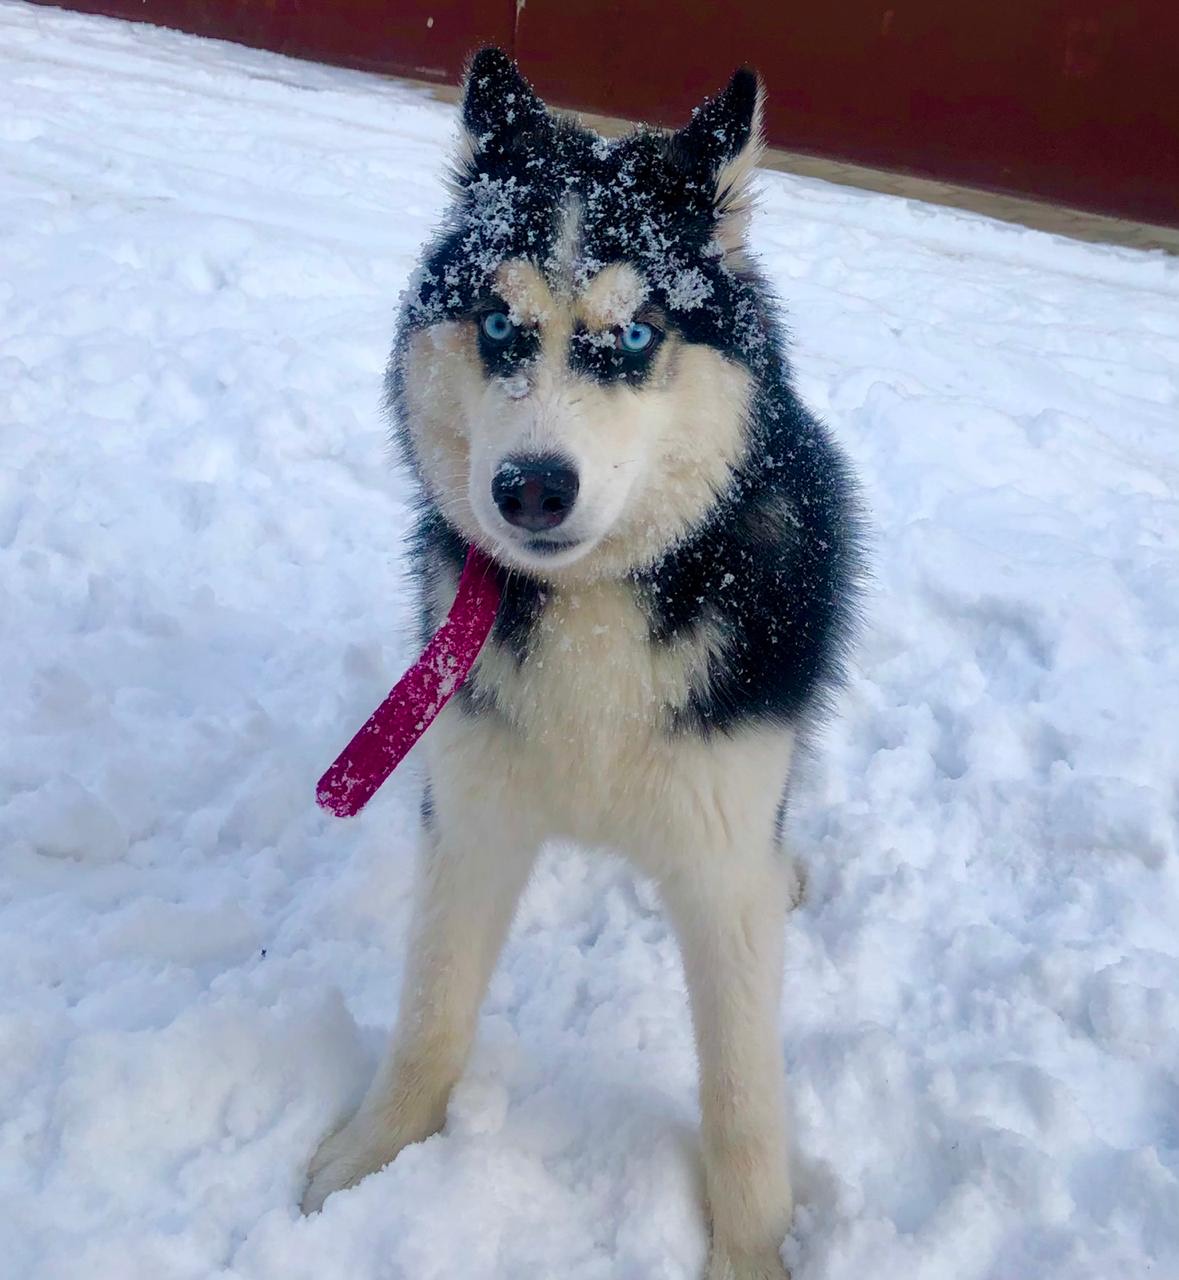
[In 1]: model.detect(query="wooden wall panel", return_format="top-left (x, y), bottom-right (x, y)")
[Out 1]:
top-left (515, 0), bottom-right (1179, 228)
top-left (27, 1), bottom-right (1179, 227)
top-left (34, 0), bottom-right (515, 83)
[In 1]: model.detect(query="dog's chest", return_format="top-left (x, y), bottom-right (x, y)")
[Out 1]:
top-left (474, 580), bottom-right (705, 748)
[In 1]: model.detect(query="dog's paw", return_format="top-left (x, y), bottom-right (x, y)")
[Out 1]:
top-left (300, 1114), bottom-right (402, 1215)
top-left (707, 1243), bottom-right (790, 1280)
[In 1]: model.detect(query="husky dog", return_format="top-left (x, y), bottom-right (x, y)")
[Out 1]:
top-left (303, 49), bottom-right (861, 1279)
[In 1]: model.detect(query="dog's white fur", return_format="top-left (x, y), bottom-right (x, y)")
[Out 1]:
top-left (304, 590), bottom-right (798, 1277)
top-left (304, 95), bottom-right (799, 1280)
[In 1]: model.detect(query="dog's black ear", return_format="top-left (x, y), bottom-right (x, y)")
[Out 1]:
top-left (453, 47), bottom-right (553, 183)
top-left (667, 68), bottom-right (765, 260)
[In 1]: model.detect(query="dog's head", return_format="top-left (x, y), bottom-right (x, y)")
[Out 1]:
top-left (395, 49), bottom-right (767, 579)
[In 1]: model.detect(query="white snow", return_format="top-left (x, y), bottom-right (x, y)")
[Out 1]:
top-left (2, 4), bottom-right (1178, 1277)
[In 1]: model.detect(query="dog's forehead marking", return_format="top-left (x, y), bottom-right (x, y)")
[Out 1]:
top-left (494, 259), bottom-right (554, 326)
top-left (548, 197), bottom-right (583, 291)
top-left (494, 258), bottom-right (647, 332)
top-left (578, 263), bottom-right (648, 330)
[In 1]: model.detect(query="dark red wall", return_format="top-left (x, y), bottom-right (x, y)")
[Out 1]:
top-left (30, 1), bottom-right (1179, 228)
top-left (39, 0), bottom-right (516, 80)
top-left (517, 1), bottom-right (1179, 229)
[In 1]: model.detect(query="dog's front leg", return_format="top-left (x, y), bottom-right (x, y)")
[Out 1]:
top-left (662, 845), bottom-right (794, 1280)
top-left (301, 783), bottom-right (537, 1214)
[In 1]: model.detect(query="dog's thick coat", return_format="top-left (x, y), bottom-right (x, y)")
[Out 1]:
top-left (304, 51), bottom-right (862, 1280)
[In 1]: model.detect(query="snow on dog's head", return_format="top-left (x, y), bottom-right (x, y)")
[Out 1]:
top-left (393, 48), bottom-right (768, 578)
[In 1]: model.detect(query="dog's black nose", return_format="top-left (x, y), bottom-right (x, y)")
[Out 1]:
top-left (492, 455), bottom-right (579, 531)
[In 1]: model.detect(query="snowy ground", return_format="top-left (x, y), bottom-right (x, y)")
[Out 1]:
top-left (2, 3), bottom-right (1179, 1277)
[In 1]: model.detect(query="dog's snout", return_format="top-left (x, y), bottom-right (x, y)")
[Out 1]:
top-left (492, 455), bottom-right (579, 532)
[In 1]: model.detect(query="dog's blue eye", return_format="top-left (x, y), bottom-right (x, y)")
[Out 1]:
top-left (619, 322), bottom-right (654, 353)
top-left (482, 311), bottom-right (515, 343)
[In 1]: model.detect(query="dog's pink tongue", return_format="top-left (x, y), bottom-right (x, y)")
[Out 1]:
top-left (316, 546), bottom-right (499, 818)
